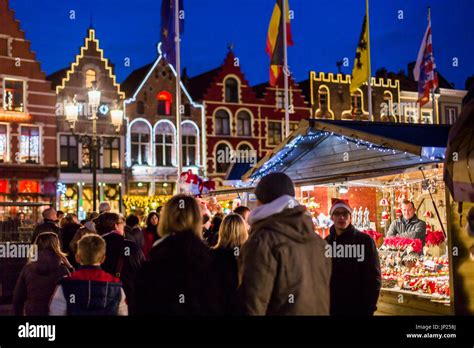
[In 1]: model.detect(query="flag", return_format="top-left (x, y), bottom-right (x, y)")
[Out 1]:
top-left (350, 11), bottom-right (371, 94)
top-left (161, 0), bottom-right (184, 68)
top-left (413, 14), bottom-right (438, 107)
top-left (266, 0), bottom-right (293, 87)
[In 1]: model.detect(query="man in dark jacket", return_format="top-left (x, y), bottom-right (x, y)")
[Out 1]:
top-left (325, 199), bottom-right (381, 316)
top-left (124, 214), bottom-right (144, 250)
top-left (94, 213), bottom-right (144, 314)
top-left (238, 172), bottom-right (331, 315)
top-left (387, 200), bottom-right (427, 245)
top-left (31, 208), bottom-right (60, 243)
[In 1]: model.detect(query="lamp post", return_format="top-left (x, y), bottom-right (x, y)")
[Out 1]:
top-left (87, 87), bottom-right (101, 212)
top-left (65, 86), bottom-right (123, 213)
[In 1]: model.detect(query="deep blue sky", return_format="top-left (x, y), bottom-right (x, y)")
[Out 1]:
top-left (9, 0), bottom-right (474, 89)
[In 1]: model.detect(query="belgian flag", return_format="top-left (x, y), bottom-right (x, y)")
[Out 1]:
top-left (266, 0), bottom-right (293, 87)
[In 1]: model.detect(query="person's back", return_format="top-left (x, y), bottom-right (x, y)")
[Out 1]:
top-left (137, 231), bottom-right (218, 315)
top-left (49, 234), bottom-right (127, 316)
top-left (94, 213), bottom-right (144, 314)
top-left (59, 222), bottom-right (81, 255)
top-left (134, 195), bottom-right (222, 315)
top-left (211, 247), bottom-right (239, 314)
top-left (13, 240), bottom-right (71, 316)
top-left (238, 173), bottom-right (331, 315)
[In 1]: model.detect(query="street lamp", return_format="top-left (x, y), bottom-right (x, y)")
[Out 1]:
top-left (64, 83), bottom-right (124, 213)
top-left (88, 85), bottom-right (101, 212)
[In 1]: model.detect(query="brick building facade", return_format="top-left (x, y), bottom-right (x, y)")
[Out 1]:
top-left (47, 28), bottom-right (126, 217)
top-left (186, 49), bottom-right (312, 185)
top-left (0, 0), bottom-right (58, 211)
top-left (121, 47), bottom-right (205, 196)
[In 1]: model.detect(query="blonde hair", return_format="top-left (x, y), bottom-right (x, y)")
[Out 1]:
top-left (33, 232), bottom-right (72, 269)
top-left (158, 194), bottom-right (202, 239)
top-left (214, 213), bottom-right (248, 249)
top-left (76, 234), bottom-right (106, 265)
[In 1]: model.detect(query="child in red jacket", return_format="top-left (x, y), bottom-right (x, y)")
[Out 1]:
top-left (49, 234), bottom-right (128, 315)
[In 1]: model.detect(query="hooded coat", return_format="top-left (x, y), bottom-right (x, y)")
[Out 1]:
top-left (238, 195), bottom-right (331, 315)
top-left (13, 249), bottom-right (70, 315)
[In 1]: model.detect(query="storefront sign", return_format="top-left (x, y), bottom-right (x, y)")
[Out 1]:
top-left (18, 180), bottom-right (40, 193)
top-left (0, 179), bottom-right (8, 193)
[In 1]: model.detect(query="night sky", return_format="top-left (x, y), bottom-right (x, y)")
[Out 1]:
top-left (9, 0), bottom-right (474, 90)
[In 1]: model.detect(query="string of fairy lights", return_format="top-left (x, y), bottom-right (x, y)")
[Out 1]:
top-left (251, 130), bottom-right (445, 182)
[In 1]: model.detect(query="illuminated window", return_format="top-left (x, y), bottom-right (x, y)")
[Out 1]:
top-left (276, 90), bottom-right (284, 109)
top-left (276, 90), bottom-right (293, 110)
top-left (225, 78), bottom-right (239, 103)
top-left (404, 107), bottom-right (418, 123)
top-left (155, 122), bottom-right (174, 166)
top-left (215, 109), bottom-right (230, 135)
top-left (182, 123), bottom-right (197, 166)
top-left (237, 110), bottom-right (251, 136)
top-left (0, 124), bottom-right (7, 163)
top-left (421, 110), bottom-right (433, 124)
top-left (289, 122), bottom-right (299, 133)
top-left (60, 135), bottom-right (78, 168)
top-left (103, 137), bottom-right (120, 169)
top-left (85, 69), bottom-right (97, 89)
top-left (3, 79), bottom-right (24, 112)
top-left (351, 90), bottom-right (363, 115)
top-left (157, 91), bottom-right (172, 115)
top-left (447, 107), bottom-right (458, 124)
top-left (19, 126), bottom-right (39, 164)
top-left (318, 86), bottom-right (329, 110)
top-left (268, 121), bottom-right (282, 146)
top-left (215, 143), bottom-right (231, 173)
top-left (131, 121), bottom-right (150, 165)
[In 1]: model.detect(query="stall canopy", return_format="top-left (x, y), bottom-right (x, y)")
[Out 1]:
top-left (243, 119), bottom-right (451, 185)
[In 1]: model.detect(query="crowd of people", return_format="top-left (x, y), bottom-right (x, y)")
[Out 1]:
top-left (12, 172), bottom-right (382, 316)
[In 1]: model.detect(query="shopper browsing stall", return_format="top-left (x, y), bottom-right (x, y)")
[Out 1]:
top-left (386, 200), bottom-right (427, 245)
top-left (325, 199), bottom-right (381, 316)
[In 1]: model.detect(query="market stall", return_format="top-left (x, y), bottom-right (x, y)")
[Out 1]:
top-left (243, 119), bottom-right (453, 315)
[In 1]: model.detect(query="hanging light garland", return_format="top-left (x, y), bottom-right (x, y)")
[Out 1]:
top-left (251, 130), bottom-right (445, 181)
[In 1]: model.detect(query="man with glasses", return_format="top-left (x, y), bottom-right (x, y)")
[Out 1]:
top-left (325, 198), bottom-right (381, 316)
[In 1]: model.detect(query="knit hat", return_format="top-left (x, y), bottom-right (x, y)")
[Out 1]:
top-left (254, 172), bottom-right (295, 204)
top-left (329, 198), bottom-right (352, 215)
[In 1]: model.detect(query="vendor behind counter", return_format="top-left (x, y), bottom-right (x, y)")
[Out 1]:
top-left (386, 200), bottom-right (427, 245)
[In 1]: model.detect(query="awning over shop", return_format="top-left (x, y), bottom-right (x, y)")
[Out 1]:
top-left (243, 119), bottom-right (450, 186)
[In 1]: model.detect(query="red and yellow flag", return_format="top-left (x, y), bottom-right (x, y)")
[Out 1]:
top-left (266, 0), bottom-right (293, 87)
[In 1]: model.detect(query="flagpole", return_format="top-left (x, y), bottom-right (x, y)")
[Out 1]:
top-left (282, 0), bottom-right (290, 137)
top-left (428, 7), bottom-right (437, 124)
top-left (366, 0), bottom-right (373, 122)
top-left (175, 0), bottom-right (182, 182)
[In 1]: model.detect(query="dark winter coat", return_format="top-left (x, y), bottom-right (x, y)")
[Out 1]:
top-left (134, 231), bottom-right (223, 315)
top-left (211, 247), bottom-right (240, 315)
top-left (239, 206), bottom-right (332, 315)
top-left (101, 232), bottom-right (144, 314)
top-left (31, 219), bottom-right (60, 243)
top-left (325, 224), bottom-right (381, 316)
top-left (12, 249), bottom-right (70, 315)
top-left (59, 222), bottom-right (81, 263)
top-left (125, 225), bottom-right (145, 251)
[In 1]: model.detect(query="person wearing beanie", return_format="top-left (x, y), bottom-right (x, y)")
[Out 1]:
top-left (325, 198), bottom-right (381, 316)
top-left (238, 172), bottom-right (331, 315)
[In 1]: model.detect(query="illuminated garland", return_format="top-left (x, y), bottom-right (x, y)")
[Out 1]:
top-left (251, 130), bottom-right (444, 181)
top-left (123, 195), bottom-right (172, 214)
